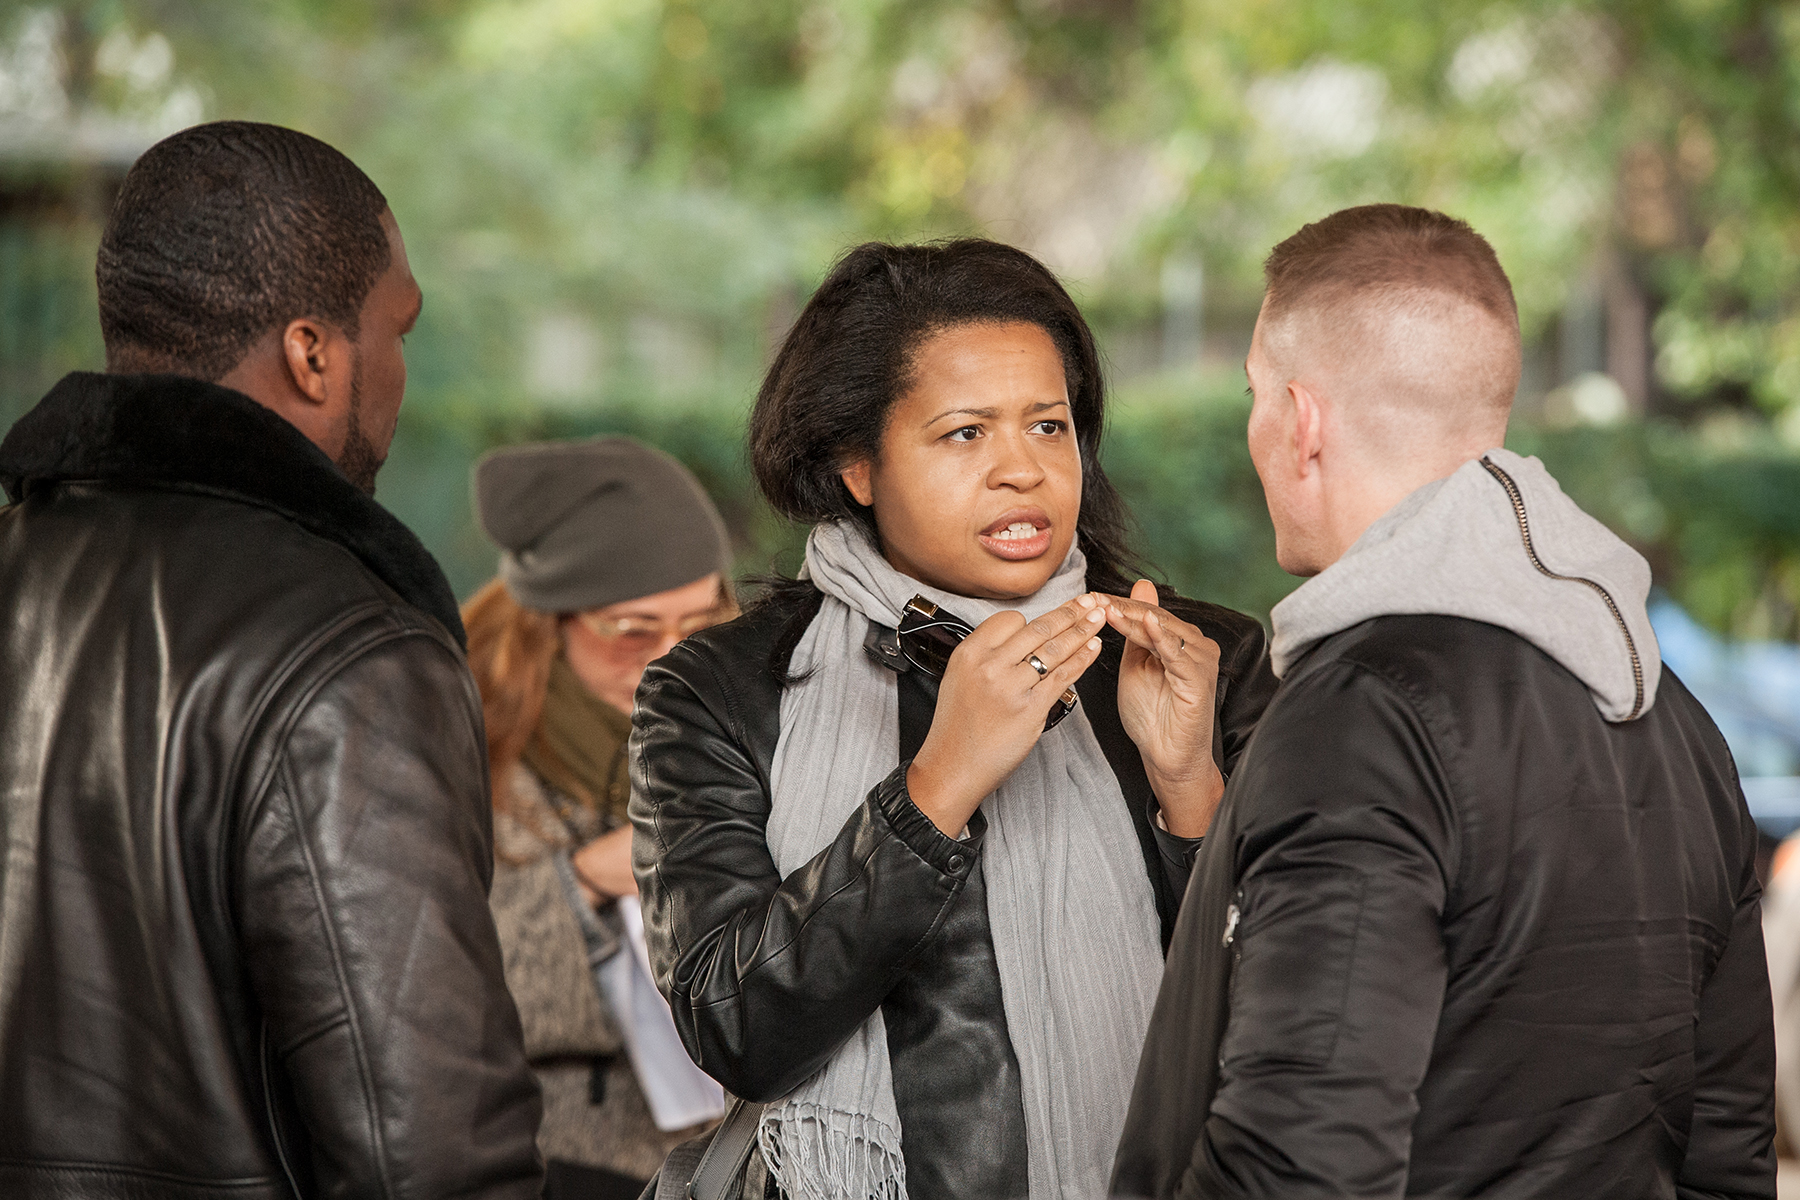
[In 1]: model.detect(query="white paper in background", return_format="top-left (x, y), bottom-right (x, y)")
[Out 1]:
top-left (596, 896), bottom-right (728, 1132)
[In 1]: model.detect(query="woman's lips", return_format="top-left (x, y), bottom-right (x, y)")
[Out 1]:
top-left (978, 515), bottom-right (1053, 561)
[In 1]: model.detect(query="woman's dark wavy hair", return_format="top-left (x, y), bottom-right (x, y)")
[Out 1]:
top-left (750, 238), bottom-right (1146, 599)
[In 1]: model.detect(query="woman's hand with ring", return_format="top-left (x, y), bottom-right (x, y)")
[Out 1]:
top-left (907, 597), bottom-right (1107, 837)
top-left (1097, 580), bottom-right (1223, 838)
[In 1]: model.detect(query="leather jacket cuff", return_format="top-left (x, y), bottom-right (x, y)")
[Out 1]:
top-left (1148, 799), bottom-right (1206, 870)
top-left (874, 761), bottom-right (981, 880)
top-left (1148, 796), bottom-right (1204, 904)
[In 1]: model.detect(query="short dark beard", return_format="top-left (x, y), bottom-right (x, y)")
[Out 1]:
top-left (336, 352), bottom-right (385, 497)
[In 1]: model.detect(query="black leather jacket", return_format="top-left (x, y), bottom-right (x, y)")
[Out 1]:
top-left (1112, 615), bottom-right (1776, 1200)
top-left (0, 374), bottom-right (543, 1199)
top-left (630, 581), bottom-right (1276, 1199)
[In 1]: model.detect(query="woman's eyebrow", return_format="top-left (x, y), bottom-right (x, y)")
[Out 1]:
top-left (922, 399), bottom-right (1069, 428)
top-left (922, 406), bottom-right (999, 427)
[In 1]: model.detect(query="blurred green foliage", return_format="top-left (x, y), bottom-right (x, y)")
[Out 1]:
top-left (1515, 422), bottom-right (1800, 641)
top-left (15, 0), bottom-right (1798, 415)
top-left (3, 0), bottom-right (1800, 637)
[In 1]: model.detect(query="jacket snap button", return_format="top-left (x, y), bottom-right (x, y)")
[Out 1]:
top-left (947, 854), bottom-right (964, 872)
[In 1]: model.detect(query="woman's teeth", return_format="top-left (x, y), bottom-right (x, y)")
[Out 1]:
top-left (988, 522), bottom-right (1041, 541)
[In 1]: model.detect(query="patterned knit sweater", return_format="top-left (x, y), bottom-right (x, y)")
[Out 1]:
top-left (489, 761), bottom-right (709, 1179)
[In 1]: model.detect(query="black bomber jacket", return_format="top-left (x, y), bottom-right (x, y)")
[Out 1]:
top-left (0, 374), bottom-right (543, 1199)
top-left (1112, 614), bottom-right (1776, 1200)
top-left (629, 580), bottom-right (1278, 1199)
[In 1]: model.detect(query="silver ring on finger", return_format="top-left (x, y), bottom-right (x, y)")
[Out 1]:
top-left (1026, 653), bottom-right (1049, 679)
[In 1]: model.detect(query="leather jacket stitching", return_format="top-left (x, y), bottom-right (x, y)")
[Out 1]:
top-left (260, 1023), bottom-right (303, 1199)
top-left (273, 754), bottom-right (398, 1200)
top-left (0, 1156), bottom-right (273, 1188)
top-left (222, 602), bottom-right (400, 915)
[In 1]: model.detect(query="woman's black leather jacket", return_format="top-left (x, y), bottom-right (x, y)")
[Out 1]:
top-left (629, 582), bottom-right (1276, 1198)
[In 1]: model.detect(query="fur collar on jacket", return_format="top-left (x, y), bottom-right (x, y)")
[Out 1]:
top-left (0, 371), bottom-right (465, 647)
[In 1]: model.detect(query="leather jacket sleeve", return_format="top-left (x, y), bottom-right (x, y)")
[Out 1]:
top-left (1677, 793), bottom-right (1778, 1200)
top-left (1188, 661), bottom-right (1453, 1198)
top-left (630, 644), bottom-right (979, 1103)
top-left (236, 621), bottom-right (544, 1199)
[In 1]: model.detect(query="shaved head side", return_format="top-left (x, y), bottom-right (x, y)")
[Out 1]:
top-left (1259, 204), bottom-right (1521, 458)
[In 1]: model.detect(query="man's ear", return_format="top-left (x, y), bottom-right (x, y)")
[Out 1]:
top-left (1288, 380), bottom-right (1326, 478)
top-left (840, 457), bottom-right (875, 507)
top-left (280, 317), bottom-right (335, 405)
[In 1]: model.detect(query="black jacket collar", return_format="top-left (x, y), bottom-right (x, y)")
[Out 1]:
top-left (0, 371), bottom-right (465, 648)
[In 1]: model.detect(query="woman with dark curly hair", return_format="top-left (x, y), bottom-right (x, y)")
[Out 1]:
top-left (630, 240), bottom-right (1277, 1200)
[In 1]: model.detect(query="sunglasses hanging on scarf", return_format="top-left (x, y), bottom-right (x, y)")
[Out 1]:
top-left (896, 596), bottom-right (1079, 733)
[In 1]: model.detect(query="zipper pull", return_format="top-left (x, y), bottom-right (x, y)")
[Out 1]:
top-left (1222, 902), bottom-right (1240, 947)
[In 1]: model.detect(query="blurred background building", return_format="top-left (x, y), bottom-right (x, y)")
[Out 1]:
top-left (1, 0), bottom-right (1797, 807)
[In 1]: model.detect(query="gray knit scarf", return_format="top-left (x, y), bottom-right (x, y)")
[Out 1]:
top-left (757, 521), bottom-right (1164, 1200)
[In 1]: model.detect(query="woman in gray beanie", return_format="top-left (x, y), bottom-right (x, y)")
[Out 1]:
top-left (463, 436), bottom-right (736, 1200)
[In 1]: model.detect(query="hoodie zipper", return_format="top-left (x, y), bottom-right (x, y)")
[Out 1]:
top-left (1479, 456), bottom-right (1645, 720)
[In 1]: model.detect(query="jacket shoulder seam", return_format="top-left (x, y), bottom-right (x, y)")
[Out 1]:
top-left (222, 602), bottom-right (407, 948)
top-left (1288, 652), bottom-right (1464, 895)
top-left (233, 610), bottom-right (466, 841)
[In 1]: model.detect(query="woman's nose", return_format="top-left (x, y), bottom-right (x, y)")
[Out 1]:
top-left (989, 432), bottom-right (1046, 489)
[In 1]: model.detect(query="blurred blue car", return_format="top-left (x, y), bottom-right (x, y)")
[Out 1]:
top-left (1652, 597), bottom-right (1800, 837)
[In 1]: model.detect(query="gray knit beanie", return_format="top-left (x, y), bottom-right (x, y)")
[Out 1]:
top-left (473, 436), bottom-right (731, 613)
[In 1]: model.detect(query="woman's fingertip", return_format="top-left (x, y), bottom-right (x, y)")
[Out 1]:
top-left (1088, 637), bottom-right (1102, 651)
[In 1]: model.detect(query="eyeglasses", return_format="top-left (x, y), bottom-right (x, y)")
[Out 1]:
top-left (576, 604), bottom-right (735, 652)
top-left (896, 595), bottom-right (1078, 733)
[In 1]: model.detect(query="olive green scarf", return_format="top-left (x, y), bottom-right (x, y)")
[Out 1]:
top-left (522, 654), bottom-right (634, 827)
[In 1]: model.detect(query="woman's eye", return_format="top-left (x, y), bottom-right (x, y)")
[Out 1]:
top-left (1031, 420), bottom-right (1067, 436)
top-left (946, 425), bottom-right (981, 443)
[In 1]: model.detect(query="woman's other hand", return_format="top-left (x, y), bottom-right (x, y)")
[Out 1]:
top-left (1101, 580), bottom-right (1224, 838)
top-left (571, 825), bottom-right (638, 905)
top-left (907, 597), bottom-right (1107, 837)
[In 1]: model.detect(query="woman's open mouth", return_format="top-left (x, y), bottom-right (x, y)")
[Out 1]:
top-left (977, 510), bottom-right (1053, 561)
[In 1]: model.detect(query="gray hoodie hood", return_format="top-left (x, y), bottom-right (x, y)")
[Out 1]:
top-left (1269, 448), bottom-right (1661, 722)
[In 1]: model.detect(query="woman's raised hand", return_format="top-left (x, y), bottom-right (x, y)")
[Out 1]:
top-left (906, 597), bottom-right (1108, 837)
top-left (1101, 580), bottom-right (1224, 838)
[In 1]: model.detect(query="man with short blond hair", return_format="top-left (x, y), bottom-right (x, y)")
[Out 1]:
top-left (1112, 204), bottom-right (1774, 1199)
